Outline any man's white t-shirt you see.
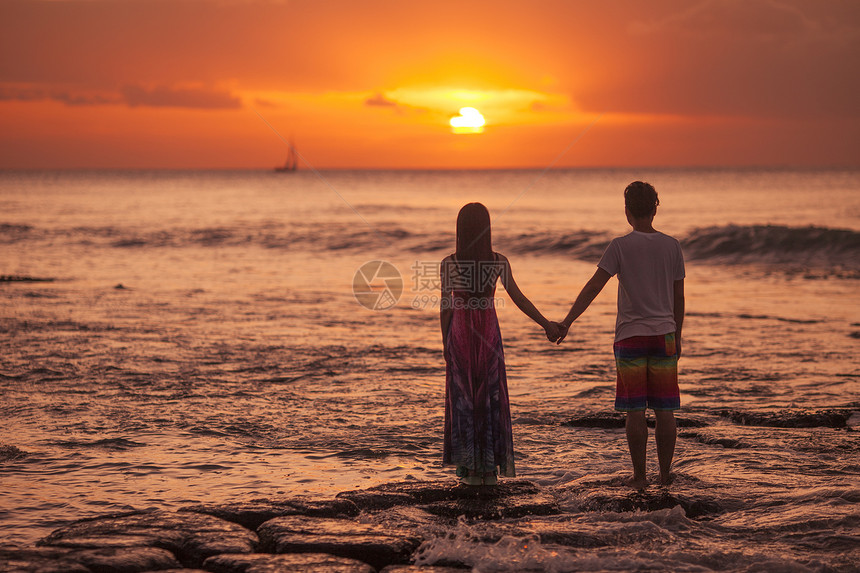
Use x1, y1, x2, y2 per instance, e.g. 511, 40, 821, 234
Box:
597, 230, 685, 342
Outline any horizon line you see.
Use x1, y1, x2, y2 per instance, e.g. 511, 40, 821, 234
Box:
2, 163, 858, 173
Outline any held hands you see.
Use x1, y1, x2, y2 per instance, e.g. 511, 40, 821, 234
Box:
543, 320, 570, 344
544, 321, 561, 343
553, 321, 570, 345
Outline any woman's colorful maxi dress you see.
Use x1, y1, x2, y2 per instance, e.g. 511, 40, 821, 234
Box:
443, 261, 515, 479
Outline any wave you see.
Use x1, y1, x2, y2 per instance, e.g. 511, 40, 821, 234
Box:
682, 225, 860, 268
2, 222, 858, 270
48, 437, 147, 450
0, 444, 28, 462
503, 224, 860, 270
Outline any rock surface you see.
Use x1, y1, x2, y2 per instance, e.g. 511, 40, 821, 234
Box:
719, 408, 852, 428
203, 552, 375, 573
0, 547, 91, 573
63, 546, 180, 572
257, 515, 421, 571
380, 567, 470, 572
0, 545, 179, 572
338, 479, 559, 519
14, 478, 735, 572
564, 412, 708, 428
37, 509, 258, 567
182, 497, 359, 530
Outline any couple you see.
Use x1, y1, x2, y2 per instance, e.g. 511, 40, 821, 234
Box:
440, 182, 685, 489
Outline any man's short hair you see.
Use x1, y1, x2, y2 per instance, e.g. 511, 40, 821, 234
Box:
624, 181, 659, 218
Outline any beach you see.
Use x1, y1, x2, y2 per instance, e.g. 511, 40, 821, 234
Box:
1, 168, 859, 571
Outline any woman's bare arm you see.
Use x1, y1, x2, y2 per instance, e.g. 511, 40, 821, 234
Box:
498, 254, 559, 341
440, 257, 454, 354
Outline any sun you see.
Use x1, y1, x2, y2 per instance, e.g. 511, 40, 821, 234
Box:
449, 107, 485, 134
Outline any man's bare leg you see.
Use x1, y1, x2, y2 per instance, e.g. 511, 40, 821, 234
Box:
655, 410, 677, 485
625, 410, 648, 488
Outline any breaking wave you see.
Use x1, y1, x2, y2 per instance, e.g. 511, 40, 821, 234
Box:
1, 222, 857, 270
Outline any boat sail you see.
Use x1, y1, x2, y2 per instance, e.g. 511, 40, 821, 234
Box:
275, 141, 298, 172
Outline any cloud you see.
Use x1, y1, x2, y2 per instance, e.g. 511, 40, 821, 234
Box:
628, 0, 826, 40
254, 97, 278, 108
0, 82, 243, 110
0, 85, 120, 105
121, 84, 242, 109
364, 92, 398, 107
363, 91, 429, 115
50, 91, 118, 106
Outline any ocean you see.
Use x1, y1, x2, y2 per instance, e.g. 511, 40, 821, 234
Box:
1, 168, 859, 571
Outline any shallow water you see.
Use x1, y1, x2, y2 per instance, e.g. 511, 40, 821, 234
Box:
1, 168, 858, 570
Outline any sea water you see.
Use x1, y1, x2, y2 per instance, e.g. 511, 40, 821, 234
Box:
1, 168, 858, 570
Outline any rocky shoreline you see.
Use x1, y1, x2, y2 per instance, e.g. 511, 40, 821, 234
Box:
1, 479, 728, 572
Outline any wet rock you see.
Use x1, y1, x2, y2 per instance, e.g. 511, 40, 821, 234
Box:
340, 479, 532, 507
372, 480, 543, 503
257, 515, 422, 571
365, 506, 440, 532
381, 567, 471, 572
423, 491, 559, 520
674, 416, 710, 428
0, 547, 90, 573
181, 497, 359, 530
513, 521, 607, 548
563, 413, 625, 428
38, 509, 258, 567
146, 570, 209, 573
43, 534, 160, 550
335, 490, 418, 511
720, 408, 852, 428
574, 489, 725, 519
0, 545, 179, 573
340, 480, 558, 521
0, 444, 27, 461
0, 275, 55, 282
62, 546, 179, 572
337, 480, 467, 510
679, 430, 751, 449
564, 413, 708, 429
203, 552, 374, 573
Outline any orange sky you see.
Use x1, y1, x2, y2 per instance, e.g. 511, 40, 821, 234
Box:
1, 0, 858, 169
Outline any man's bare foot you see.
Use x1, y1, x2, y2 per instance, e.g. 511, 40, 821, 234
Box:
659, 472, 675, 486
626, 475, 648, 489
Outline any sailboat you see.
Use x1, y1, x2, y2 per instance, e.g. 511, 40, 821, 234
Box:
274, 141, 298, 172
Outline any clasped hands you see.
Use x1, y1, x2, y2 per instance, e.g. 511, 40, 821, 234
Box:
544, 320, 570, 344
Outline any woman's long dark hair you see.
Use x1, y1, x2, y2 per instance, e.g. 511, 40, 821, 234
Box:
456, 202, 493, 263
452, 202, 496, 297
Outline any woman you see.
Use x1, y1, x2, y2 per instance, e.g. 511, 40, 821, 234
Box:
441, 203, 559, 485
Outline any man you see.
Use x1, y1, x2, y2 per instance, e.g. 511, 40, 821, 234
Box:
557, 181, 685, 488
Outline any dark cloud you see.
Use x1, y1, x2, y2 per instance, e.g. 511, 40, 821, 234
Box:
365, 93, 398, 107
0, 85, 119, 105
121, 84, 242, 109
51, 91, 118, 106
0, 83, 242, 110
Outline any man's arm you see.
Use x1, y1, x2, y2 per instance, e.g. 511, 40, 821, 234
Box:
557, 268, 612, 342
673, 278, 685, 357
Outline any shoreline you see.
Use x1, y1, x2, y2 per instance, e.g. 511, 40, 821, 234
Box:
4, 469, 858, 572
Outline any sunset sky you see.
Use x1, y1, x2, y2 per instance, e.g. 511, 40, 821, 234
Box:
1, 0, 858, 169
